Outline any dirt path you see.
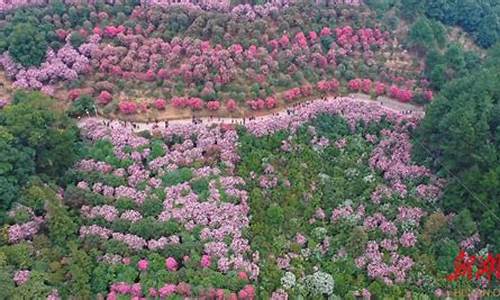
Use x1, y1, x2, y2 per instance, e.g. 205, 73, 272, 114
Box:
78, 94, 424, 132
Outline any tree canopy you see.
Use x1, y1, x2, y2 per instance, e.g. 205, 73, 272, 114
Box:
413, 44, 500, 249
0, 91, 80, 215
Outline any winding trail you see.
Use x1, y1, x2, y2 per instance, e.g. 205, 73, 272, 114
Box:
77, 94, 424, 132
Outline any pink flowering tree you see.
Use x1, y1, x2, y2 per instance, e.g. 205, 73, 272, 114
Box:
153, 98, 167, 110
119, 101, 138, 114
226, 99, 237, 112
97, 91, 113, 105
206, 100, 221, 111
348, 78, 362, 92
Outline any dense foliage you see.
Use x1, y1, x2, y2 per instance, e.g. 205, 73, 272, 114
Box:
413, 45, 500, 251
0, 1, 498, 299
0, 91, 79, 220
422, 0, 499, 48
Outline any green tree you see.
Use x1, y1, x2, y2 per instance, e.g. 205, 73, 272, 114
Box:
0, 126, 35, 214
1, 91, 80, 179
399, 0, 425, 21
7, 23, 48, 67
408, 17, 436, 53
66, 243, 93, 298
444, 43, 466, 75
413, 47, 500, 249
67, 95, 96, 118
46, 189, 77, 245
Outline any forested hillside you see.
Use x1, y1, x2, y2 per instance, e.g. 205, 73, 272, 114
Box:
0, 1, 498, 299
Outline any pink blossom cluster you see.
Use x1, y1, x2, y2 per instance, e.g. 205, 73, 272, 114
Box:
13, 270, 31, 285
200, 254, 211, 268
363, 213, 397, 235
165, 257, 178, 271
276, 255, 290, 270
81, 205, 119, 222
283, 87, 302, 102
8, 216, 44, 243
112, 232, 147, 250
348, 78, 418, 103
118, 101, 138, 114
335, 26, 386, 50
460, 233, 480, 250
79, 224, 113, 239
95, 90, 112, 105
397, 207, 426, 225
355, 241, 414, 285
108, 280, 255, 299
46, 289, 61, 300
369, 129, 439, 199
295, 233, 307, 246
230, 1, 295, 20
141, 0, 231, 12
171, 97, 204, 111
0, 44, 90, 91
399, 231, 417, 248
151, 98, 166, 110
0, 0, 45, 12
246, 96, 277, 111
317, 79, 340, 92
370, 184, 392, 204
271, 289, 289, 300
206, 100, 221, 111
120, 210, 143, 223
76, 159, 113, 173
258, 174, 278, 188
331, 205, 354, 222
147, 236, 180, 250
415, 180, 445, 202
389, 85, 414, 103
245, 97, 420, 137
137, 259, 149, 271
108, 282, 143, 299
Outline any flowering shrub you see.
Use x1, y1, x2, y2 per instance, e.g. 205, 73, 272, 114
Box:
137, 259, 149, 271
97, 91, 112, 105
283, 88, 301, 102
118, 101, 138, 114
165, 257, 178, 271
348, 78, 362, 91
153, 98, 166, 110
302, 271, 334, 296
13, 270, 31, 285
375, 81, 386, 95
247, 99, 265, 111
226, 99, 237, 112
0, 44, 89, 91
317, 79, 339, 92
8, 216, 44, 243
206, 100, 221, 111
423, 90, 433, 101
265, 96, 277, 109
